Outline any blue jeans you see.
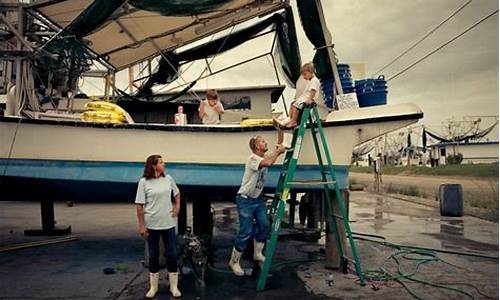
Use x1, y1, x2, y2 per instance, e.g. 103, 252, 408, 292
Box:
233, 195, 270, 252
147, 227, 178, 273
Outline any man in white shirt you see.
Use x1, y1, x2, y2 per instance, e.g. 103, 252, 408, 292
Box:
228, 132, 287, 276
198, 89, 224, 124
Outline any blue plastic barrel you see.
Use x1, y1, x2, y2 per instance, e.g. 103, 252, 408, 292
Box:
357, 91, 387, 107
355, 75, 388, 107
320, 77, 335, 109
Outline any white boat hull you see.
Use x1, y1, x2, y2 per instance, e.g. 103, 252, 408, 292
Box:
0, 103, 422, 201
1, 103, 422, 166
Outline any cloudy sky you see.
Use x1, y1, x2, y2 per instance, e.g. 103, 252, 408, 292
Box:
85, 0, 499, 140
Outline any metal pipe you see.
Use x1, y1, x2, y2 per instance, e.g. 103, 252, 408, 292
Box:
14, 5, 23, 116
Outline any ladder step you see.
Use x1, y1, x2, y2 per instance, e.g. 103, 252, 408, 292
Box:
287, 180, 336, 187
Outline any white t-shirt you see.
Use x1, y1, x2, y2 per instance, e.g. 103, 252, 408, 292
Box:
237, 153, 268, 198
135, 175, 180, 230
199, 100, 224, 124
296, 76, 321, 104
174, 113, 187, 125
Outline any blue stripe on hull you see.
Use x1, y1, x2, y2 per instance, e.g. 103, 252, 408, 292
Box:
0, 159, 349, 202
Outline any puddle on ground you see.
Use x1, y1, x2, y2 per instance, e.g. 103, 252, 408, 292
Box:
349, 194, 498, 254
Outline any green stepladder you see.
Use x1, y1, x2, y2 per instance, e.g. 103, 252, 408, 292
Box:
256, 104, 366, 291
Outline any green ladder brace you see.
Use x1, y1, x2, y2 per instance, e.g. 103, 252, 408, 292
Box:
256, 105, 366, 292
310, 106, 366, 285
257, 107, 312, 292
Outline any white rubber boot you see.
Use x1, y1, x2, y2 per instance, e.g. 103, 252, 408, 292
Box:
228, 247, 245, 276
253, 240, 266, 263
145, 272, 159, 298
168, 272, 182, 298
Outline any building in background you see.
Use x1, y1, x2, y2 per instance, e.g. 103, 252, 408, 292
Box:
428, 141, 499, 165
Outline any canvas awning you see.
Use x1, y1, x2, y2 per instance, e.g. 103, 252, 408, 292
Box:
31, 0, 287, 70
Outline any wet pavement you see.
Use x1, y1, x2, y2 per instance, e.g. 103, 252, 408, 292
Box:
298, 192, 498, 299
0, 191, 498, 299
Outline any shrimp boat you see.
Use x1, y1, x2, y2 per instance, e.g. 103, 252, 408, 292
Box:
0, 0, 423, 203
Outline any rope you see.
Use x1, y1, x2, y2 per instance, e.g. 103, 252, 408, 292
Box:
387, 9, 499, 82
372, 0, 473, 77
364, 249, 476, 299
314, 43, 334, 50
351, 233, 496, 299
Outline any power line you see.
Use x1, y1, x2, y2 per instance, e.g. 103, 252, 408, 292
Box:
372, 0, 473, 77
387, 9, 499, 82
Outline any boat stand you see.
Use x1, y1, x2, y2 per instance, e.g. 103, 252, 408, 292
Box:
24, 200, 71, 236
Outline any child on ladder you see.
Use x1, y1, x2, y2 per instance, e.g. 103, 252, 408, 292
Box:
228, 131, 287, 276
274, 62, 321, 128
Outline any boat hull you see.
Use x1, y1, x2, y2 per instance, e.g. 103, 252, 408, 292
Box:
0, 159, 349, 202
0, 103, 423, 201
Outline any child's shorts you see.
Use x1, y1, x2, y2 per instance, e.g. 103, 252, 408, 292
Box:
293, 97, 315, 110
292, 98, 306, 110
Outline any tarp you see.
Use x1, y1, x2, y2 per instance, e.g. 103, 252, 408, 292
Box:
139, 8, 301, 95
296, 0, 332, 79
64, 0, 126, 38
32, 0, 287, 70
423, 121, 498, 144
274, 7, 302, 86
129, 0, 228, 16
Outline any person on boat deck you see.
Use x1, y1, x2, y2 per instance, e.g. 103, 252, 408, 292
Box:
276, 62, 321, 128
135, 155, 182, 298
174, 105, 187, 125
198, 89, 224, 124
228, 132, 287, 276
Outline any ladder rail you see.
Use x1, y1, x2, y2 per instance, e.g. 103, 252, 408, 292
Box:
312, 107, 366, 285
256, 106, 367, 291
307, 111, 346, 261
270, 110, 307, 215
256, 108, 311, 292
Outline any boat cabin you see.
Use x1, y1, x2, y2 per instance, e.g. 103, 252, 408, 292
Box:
116, 85, 285, 124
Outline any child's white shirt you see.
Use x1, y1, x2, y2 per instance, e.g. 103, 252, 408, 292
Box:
296, 76, 321, 105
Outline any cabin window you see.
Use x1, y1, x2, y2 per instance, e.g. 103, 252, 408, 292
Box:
440, 148, 446, 156
220, 95, 251, 110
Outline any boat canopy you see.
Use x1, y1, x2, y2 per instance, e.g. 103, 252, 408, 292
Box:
31, 0, 289, 71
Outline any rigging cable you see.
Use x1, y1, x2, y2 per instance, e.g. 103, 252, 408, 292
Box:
372, 0, 473, 77
387, 9, 499, 82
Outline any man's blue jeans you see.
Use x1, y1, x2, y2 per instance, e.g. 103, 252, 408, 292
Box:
233, 195, 270, 252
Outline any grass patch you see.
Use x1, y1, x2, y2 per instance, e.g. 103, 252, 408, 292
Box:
350, 163, 498, 178
386, 183, 423, 197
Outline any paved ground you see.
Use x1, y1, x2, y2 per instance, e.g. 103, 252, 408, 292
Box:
0, 191, 498, 299
350, 172, 499, 219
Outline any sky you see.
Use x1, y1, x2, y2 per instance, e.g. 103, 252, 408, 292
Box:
83, 0, 499, 140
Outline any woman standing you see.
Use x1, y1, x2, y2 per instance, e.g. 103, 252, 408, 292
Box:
135, 154, 182, 298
